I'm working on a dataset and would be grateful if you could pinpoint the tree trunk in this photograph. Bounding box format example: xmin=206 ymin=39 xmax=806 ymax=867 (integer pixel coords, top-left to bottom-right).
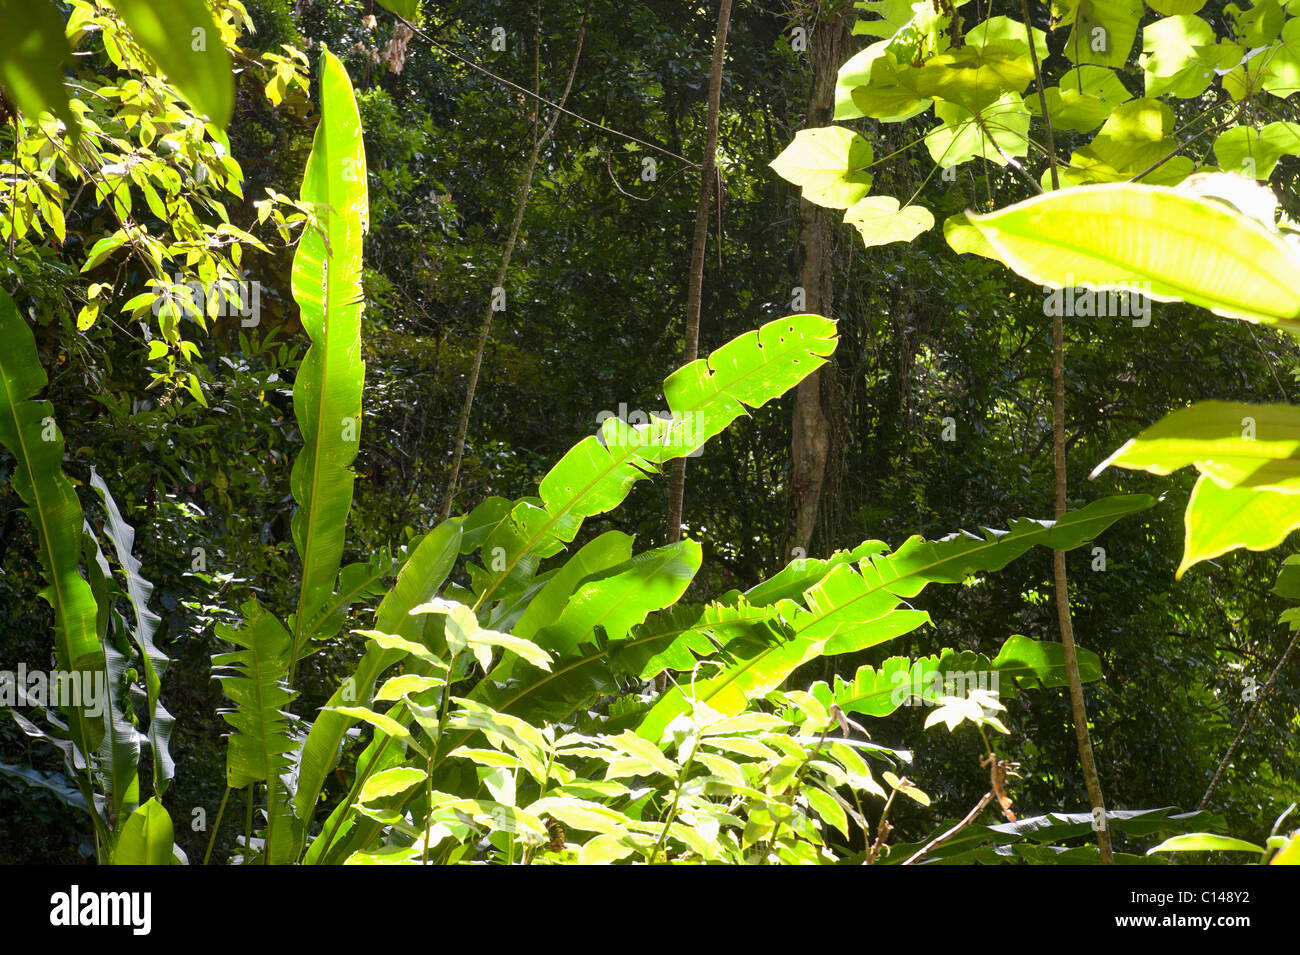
xmin=665 ymin=0 xmax=734 ymax=543
xmin=785 ymin=5 xmax=848 ymax=559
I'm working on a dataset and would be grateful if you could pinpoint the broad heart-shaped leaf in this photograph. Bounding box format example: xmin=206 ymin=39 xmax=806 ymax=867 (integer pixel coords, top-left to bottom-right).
xmin=289 ymin=48 xmax=368 ymax=655
xmin=0 ymin=287 xmax=103 ymax=760
xmin=1054 ymin=0 xmax=1143 ymax=69
xmin=469 ymin=314 xmax=836 ymax=610
xmin=964 ymin=16 xmax=1050 ymax=63
xmin=1139 ymin=14 xmax=1230 ymax=100
xmin=1178 ymin=477 xmax=1300 ymax=577
xmin=834 ymin=43 xmax=885 ymax=121
xmin=845 ymin=197 xmax=934 ymax=246
xmin=1055 ymin=97 xmax=1193 ymax=186
xmin=112 ymin=798 xmax=174 ymax=865
xmin=813 ymin=635 xmax=1104 ymax=718
xmin=109 ymin=0 xmax=233 ymax=127
xmin=846 ymin=44 xmax=931 ymax=122
xmin=293 ymin=518 xmax=462 ymax=843
xmin=769 ymin=126 xmax=873 ymax=209
xmin=0 ymin=0 xmax=78 ymax=134
xmin=212 ymin=600 xmax=302 ymax=863
xmin=967 ymin=182 xmax=1300 ymax=327
xmin=914 ymin=42 xmax=1035 ymax=112
xmin=636 ymin=495 xmax=1153 ymax=742
xmin=925 ymin=93 xmax=1030 ymax=167
xmin=1093 ymin=401 xmax=1300 ymax=491
xmin=1222 ymin=15 xmax=1300 ymax=101
xmin=1213 ymin=122 xmax=1300 ymax=180
xmin=1026 ymin=66 xmax=1134 ymax=133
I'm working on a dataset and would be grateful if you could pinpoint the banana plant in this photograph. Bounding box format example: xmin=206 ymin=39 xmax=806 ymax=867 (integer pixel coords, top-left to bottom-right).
xmin=210 ymin=44 xmax=368 ymax=863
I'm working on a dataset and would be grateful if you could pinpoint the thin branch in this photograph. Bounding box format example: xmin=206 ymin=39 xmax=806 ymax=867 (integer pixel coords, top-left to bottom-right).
xmin=439 ymin=1 xmax=591 ymax=520
xmin=1199 ymin=625 xmax=1300 ymax=810
xmin=901 ymin=791 xmax=994 ymax=865
xmin=404 ymin=16 xmax=697 ymax=168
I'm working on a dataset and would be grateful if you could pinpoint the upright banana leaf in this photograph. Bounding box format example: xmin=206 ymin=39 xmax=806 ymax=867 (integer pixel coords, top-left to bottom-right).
xmin=636 ymin=495 xmax=1154 ymax=742
xmin=0 ymin=287 xmax=104 ymax=762
xmin=113 ymin=797 xmax=175 ymax=866
xmin=469 ymin=314 xmax=838 ymax=610
xmin=289 ymin=47 xmax=368 ymax=659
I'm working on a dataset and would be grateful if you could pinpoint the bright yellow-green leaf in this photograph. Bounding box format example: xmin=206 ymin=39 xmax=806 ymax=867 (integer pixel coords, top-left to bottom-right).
xmin=358 ymin=767 xmax=427 ymax=803
xmin=915 ymin=43 xmax=1035 ymax=112
xmin=1271 ymin=831 xmax=1300 ymax=864
xmin=374 ymin=674 xmax=444 ymax=702
xmin=943 ymin=213 xmax=997 ymax=258
xmin=1139 ymin=15 xmax=1222 ymax=99
xmin=1213 ymin=122 xmax=1300 ymax=180
xmin=578 ymin=833 xmax=637 ymax=864
xmin=1178 ymin=476 xmax=1300 ymax=577
xmin=849 ymin=49 xmax=930 ymax=122
xmin=967 ymin=182 xmax=1300 ymax=326
xmin=802 ymin=784 xmax=848 ymax=836
xmin=113 ymin=798 xmax=174 ymax=865
xmin=1147 ymin=832 xmax=1267 ymax=854
xmin=925 ymin=92 xmax=1030 ymax=167
xmin=1094 ymin=402 xmax=1300 ymax=492
xmin=325 ymin=705 xmax=416 ymax=745
xmin=769 ymin=126 xmax=874 ymax=209
xmin=844 ymin=197 xmax=934 ymax=246
xmin=1056 ymin=0 xmax=1143 ymax=69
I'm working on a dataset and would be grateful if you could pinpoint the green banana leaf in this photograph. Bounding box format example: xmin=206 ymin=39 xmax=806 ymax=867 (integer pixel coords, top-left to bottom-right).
xmin=294 ymin=519 xmax=462 ymax=849
xmin=810 ymin=634 xmax=1105 ymax=718
xmin=636 ymin=495 xmax=1153 ymax=742
xmin=0 ymin=287 xmax=104 ymax=762
xmin=113 ymin=797 xmax=175 ymax=865
xmin=289 ymin=46 xmax=368 ymax=657
xmin=470 ymin=314 xmax=837 ymax=609
xmin=87 ymin=467 xmax=173 ymax=795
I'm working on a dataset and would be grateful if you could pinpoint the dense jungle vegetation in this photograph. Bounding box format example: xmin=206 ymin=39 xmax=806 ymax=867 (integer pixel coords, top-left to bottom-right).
xmin=0 ymin=0 xmax=1297 ymax=868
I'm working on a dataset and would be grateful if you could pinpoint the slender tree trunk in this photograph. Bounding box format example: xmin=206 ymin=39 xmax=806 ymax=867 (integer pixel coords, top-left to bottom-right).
xmin=1020 ymin=0 xmax=1113 ymax=864
xmin=440 ymin=4 xmax=589 ymax=520
xmin=786 ymin=6 xmax=848 ymax=559
xmin=665 ymin=0 xmax=733 ymax=543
